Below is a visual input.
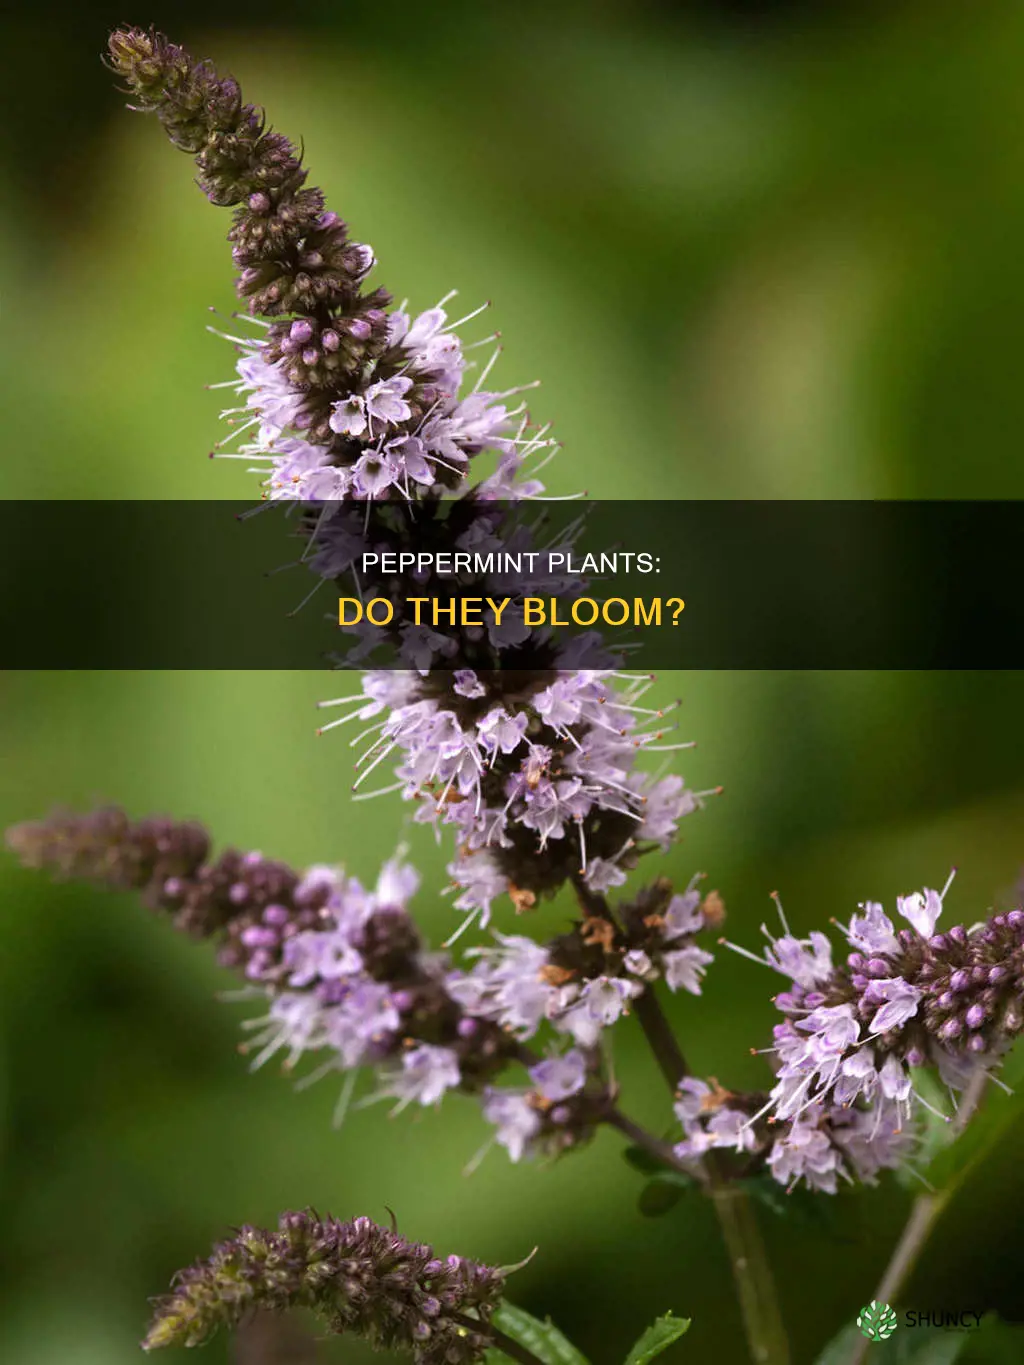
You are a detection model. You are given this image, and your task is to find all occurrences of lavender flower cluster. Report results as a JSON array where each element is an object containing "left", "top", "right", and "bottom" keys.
[
  {"left": 342, "top": 667, "right": 705, "bottom": 932},
  {"left": 6, "top": 807, "right": 720, "bottom": 1166},
  {"left": 671, "top": 1078, "right": 912, "bottom": 1195},
  {"left": 107, "top": 29, "right": 544, "bottom": 505},
  {"left": 24, "top": 802, "right": 1021, "bottom": 1197},
  {"left": 661, "top": 877, "right": 1024, "bottom": 1193},
  {"left": 747, "top": 879, "right": 1023, "bottom": 1116}
]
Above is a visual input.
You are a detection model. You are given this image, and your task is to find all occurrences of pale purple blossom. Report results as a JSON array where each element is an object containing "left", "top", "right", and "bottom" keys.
[
  {"left": 846, "top": 902, "right": 900, "bottom": 956},
  {"left": 529, "top": 1049, "right": 588, "bottom": 1102},
  {"left": 482, "top": 1090, "right": 542, "bottom": 1162},
  {"left": 663, "top": 890, "right": 704, "bottom": 937},
  {"left": 864, "top": 977, "right": 921, "bottom": 1033},
  {"left": 663, "top": 945, "right": 714, "bottom": 995},
  {"left": 767, "top": 1107, "right": 845, "bottom": 1194},
  {"left": 584, "top": 858, "right": 628, "bottom": 893},
  {"left": 387, "top": 1044, "right": 462, "bottom": 1107},
  {"left": 897, "top": 888, "right": 944, "bottom": 939}
]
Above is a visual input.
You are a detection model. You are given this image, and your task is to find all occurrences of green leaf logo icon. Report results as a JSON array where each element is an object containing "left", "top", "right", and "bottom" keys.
[{"left": 856, "top": 1301, "right": 899, "bottom": 1342}]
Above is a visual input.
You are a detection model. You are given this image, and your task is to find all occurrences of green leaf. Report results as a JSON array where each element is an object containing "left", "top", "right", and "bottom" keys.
[
  {"left": 489, "top": 1301, "right": 591, "bottom": 1365},
  {"left": 896, "top": 1070, "right": 952, "bottom": 1191},
  {"left": 919, "top": 1037, "right": 1024, "bottom": 1198},
  {"left": 738, "top": 1173, "right": 835, "bottom": 1229},
  {"left": 623, "top": 1312, "right": 691, "bottom": 1364},
  {"left": 637, "top": 1172, "right": 696, "bottom": 1218},
  {"left": 815, "top": 1323, "right": 970, "bottom": 1364},
  {"left": 622, "top": 1144, "right": 674, "bottom": 1177}
]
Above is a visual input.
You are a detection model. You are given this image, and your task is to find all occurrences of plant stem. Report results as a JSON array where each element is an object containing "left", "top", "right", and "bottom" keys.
[
  {"left": 844, "top": 1066, "right": 989, "bottom": 1365},
  {"left": 605, "top": 1105, "right": 707, "bottom": 1183},
  {"left": 633, "top": 984, "right": 790, "bottom": 1365},
  {"left": 632, "top": 985, "right": 694, "bottom": 1087},
  {"left": 572, "top": 882, "right": 790, "bottom": 1365}
]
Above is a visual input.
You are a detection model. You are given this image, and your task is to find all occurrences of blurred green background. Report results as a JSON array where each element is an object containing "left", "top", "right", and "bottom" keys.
[{"left": 4, "top": 2, "right": 1024, "bottom": 1362}]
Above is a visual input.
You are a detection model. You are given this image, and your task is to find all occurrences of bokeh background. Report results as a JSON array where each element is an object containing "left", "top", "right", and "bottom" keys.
[{"left": 3, "top": 1, "right": 1024, "bottom": 1362}]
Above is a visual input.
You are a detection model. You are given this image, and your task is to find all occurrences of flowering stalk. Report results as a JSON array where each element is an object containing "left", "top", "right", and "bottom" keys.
[
  {"left": 5, "top": 807, "right": 690, "bottom": 1176},
  {"left": 139, "top": 1210, "right": 534, "bottom": 1365},
  {"left": 107, "top": 26, "right": 540, "bottom": 499}
]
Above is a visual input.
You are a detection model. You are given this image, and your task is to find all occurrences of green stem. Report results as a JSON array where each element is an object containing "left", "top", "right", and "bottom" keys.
[
  {"left": 844, "top": 1067, "right": 989, "bottom": 1365},
  {"left": 573, "top": 883, "right": 790, "bottom": 1365},
  {"left": 632, "top": 987, "right": 790, "bottom": 1365},
  {"left": 605, "top": 1105, "right": 707, "bottom": 1184}
]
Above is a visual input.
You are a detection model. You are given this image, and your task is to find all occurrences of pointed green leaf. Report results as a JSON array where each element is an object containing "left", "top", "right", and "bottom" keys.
[
  {"left": 490, "top": 1301, "right": 591, "bottom": 1365},
  {"left": 623, "top": 1312, "right": 691, "bottom": 1364},
  {"left": 919, "top": 1037, "right": 1024, "bottom": 1198},
  {"left": 622, "top": 1144, "right": 674, "bottom": 1177},
  {"left": 636, "top": 1168, "right": 697, "bottom": 1218}
]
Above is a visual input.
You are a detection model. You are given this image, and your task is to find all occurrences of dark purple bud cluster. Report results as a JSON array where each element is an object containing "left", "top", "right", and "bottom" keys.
[
  {"left": 142, "top": 1209, "right": 504, "bottom": 1362},
  {"left": 5, "top": 807, "right": 324, "bottom": 968},
  {"left": 884, "top": 911, "right": 1024, "bottom": 1056},
  {"left": 6, "top": 806, "right": 210, "bottom": 903},
  {"left": 106, "top": 28, "right": 392, "bottom": 437},
  {"left": 261, "top": 295, "right": 391, "bottom": 404}
]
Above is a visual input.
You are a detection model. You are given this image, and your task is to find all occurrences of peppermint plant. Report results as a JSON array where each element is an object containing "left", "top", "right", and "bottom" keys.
[{"left": 9, "top": 26, "right": 1024, "bottom": 1365}]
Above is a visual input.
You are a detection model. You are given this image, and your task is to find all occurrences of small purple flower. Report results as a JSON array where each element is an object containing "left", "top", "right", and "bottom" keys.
[
  {"left": 706, "top": 1107, "right": 758, "bottom": 1154},
  {"left": 663, "top": 945, "right": 714, "bottom": 995},
  {"left": 846, "top": 901, "right": 900, "bottom": 956},
  {"left": 583, "top": 857, "right": 628, "bottom": 892},
  {"left": 767, "top": 931, "right": 834, "bottom": 989},
  {"left": 482, "top": 1089, "right": 542, "bottom": 1162},
  {"left": 351, "top": 447, "right": 400, "bottom": 498},
  {"left": 897, "top": 887, "right": 944, "bottom": 939},
  {"left": 767, "top": 1107, "right": 843, "bottom": 1194},
  {"left": 448, "top": 933, "right": 555, "bottom": 1037},
  {"left": 832, "top": 1050, "right": 877, "bottom": 1108},
  {"left": 453, "top": 670, "right": 486, "bottom": 699},
  {"left": 638, "top": 776, "right": 698, "bottom": 849},
  {"left": 328, "top": 376, "right": 413, "bottom": 441},
  {"left": 529, "top": 1048, "right": 588, "bottom": 1102},
  {"left": 575, "top": 975, "right": 641, "bottom": 1028},
  {"left": 387, "top": 1044, "right": 462, "bottom": 1107},
  {"left": 385, "top": 435, "right": 437, "bottom": 488},
  {"left": 674, "top": 1077, "right": 712, "bottom": 1125},
  {"left": 364, "top": 375, "right": 413, "bottom": 431},
  {"left": 328, "top": 393, "right": 368, "bottom": 437},
  {"left": 623, "top": 948, "right": 653, "bottom": 978},
  {"left": 477, "top": 708, "right": 529, "bottom": 756},
  {"left": 663, "top": 889, "right": 703, "bottom": 937},
  {"left": 878, "top": 1053, "right": 912, "bottom": 1102},
  {"left": 864, "top": 977, "right": 921, "bottom": 1033}
]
